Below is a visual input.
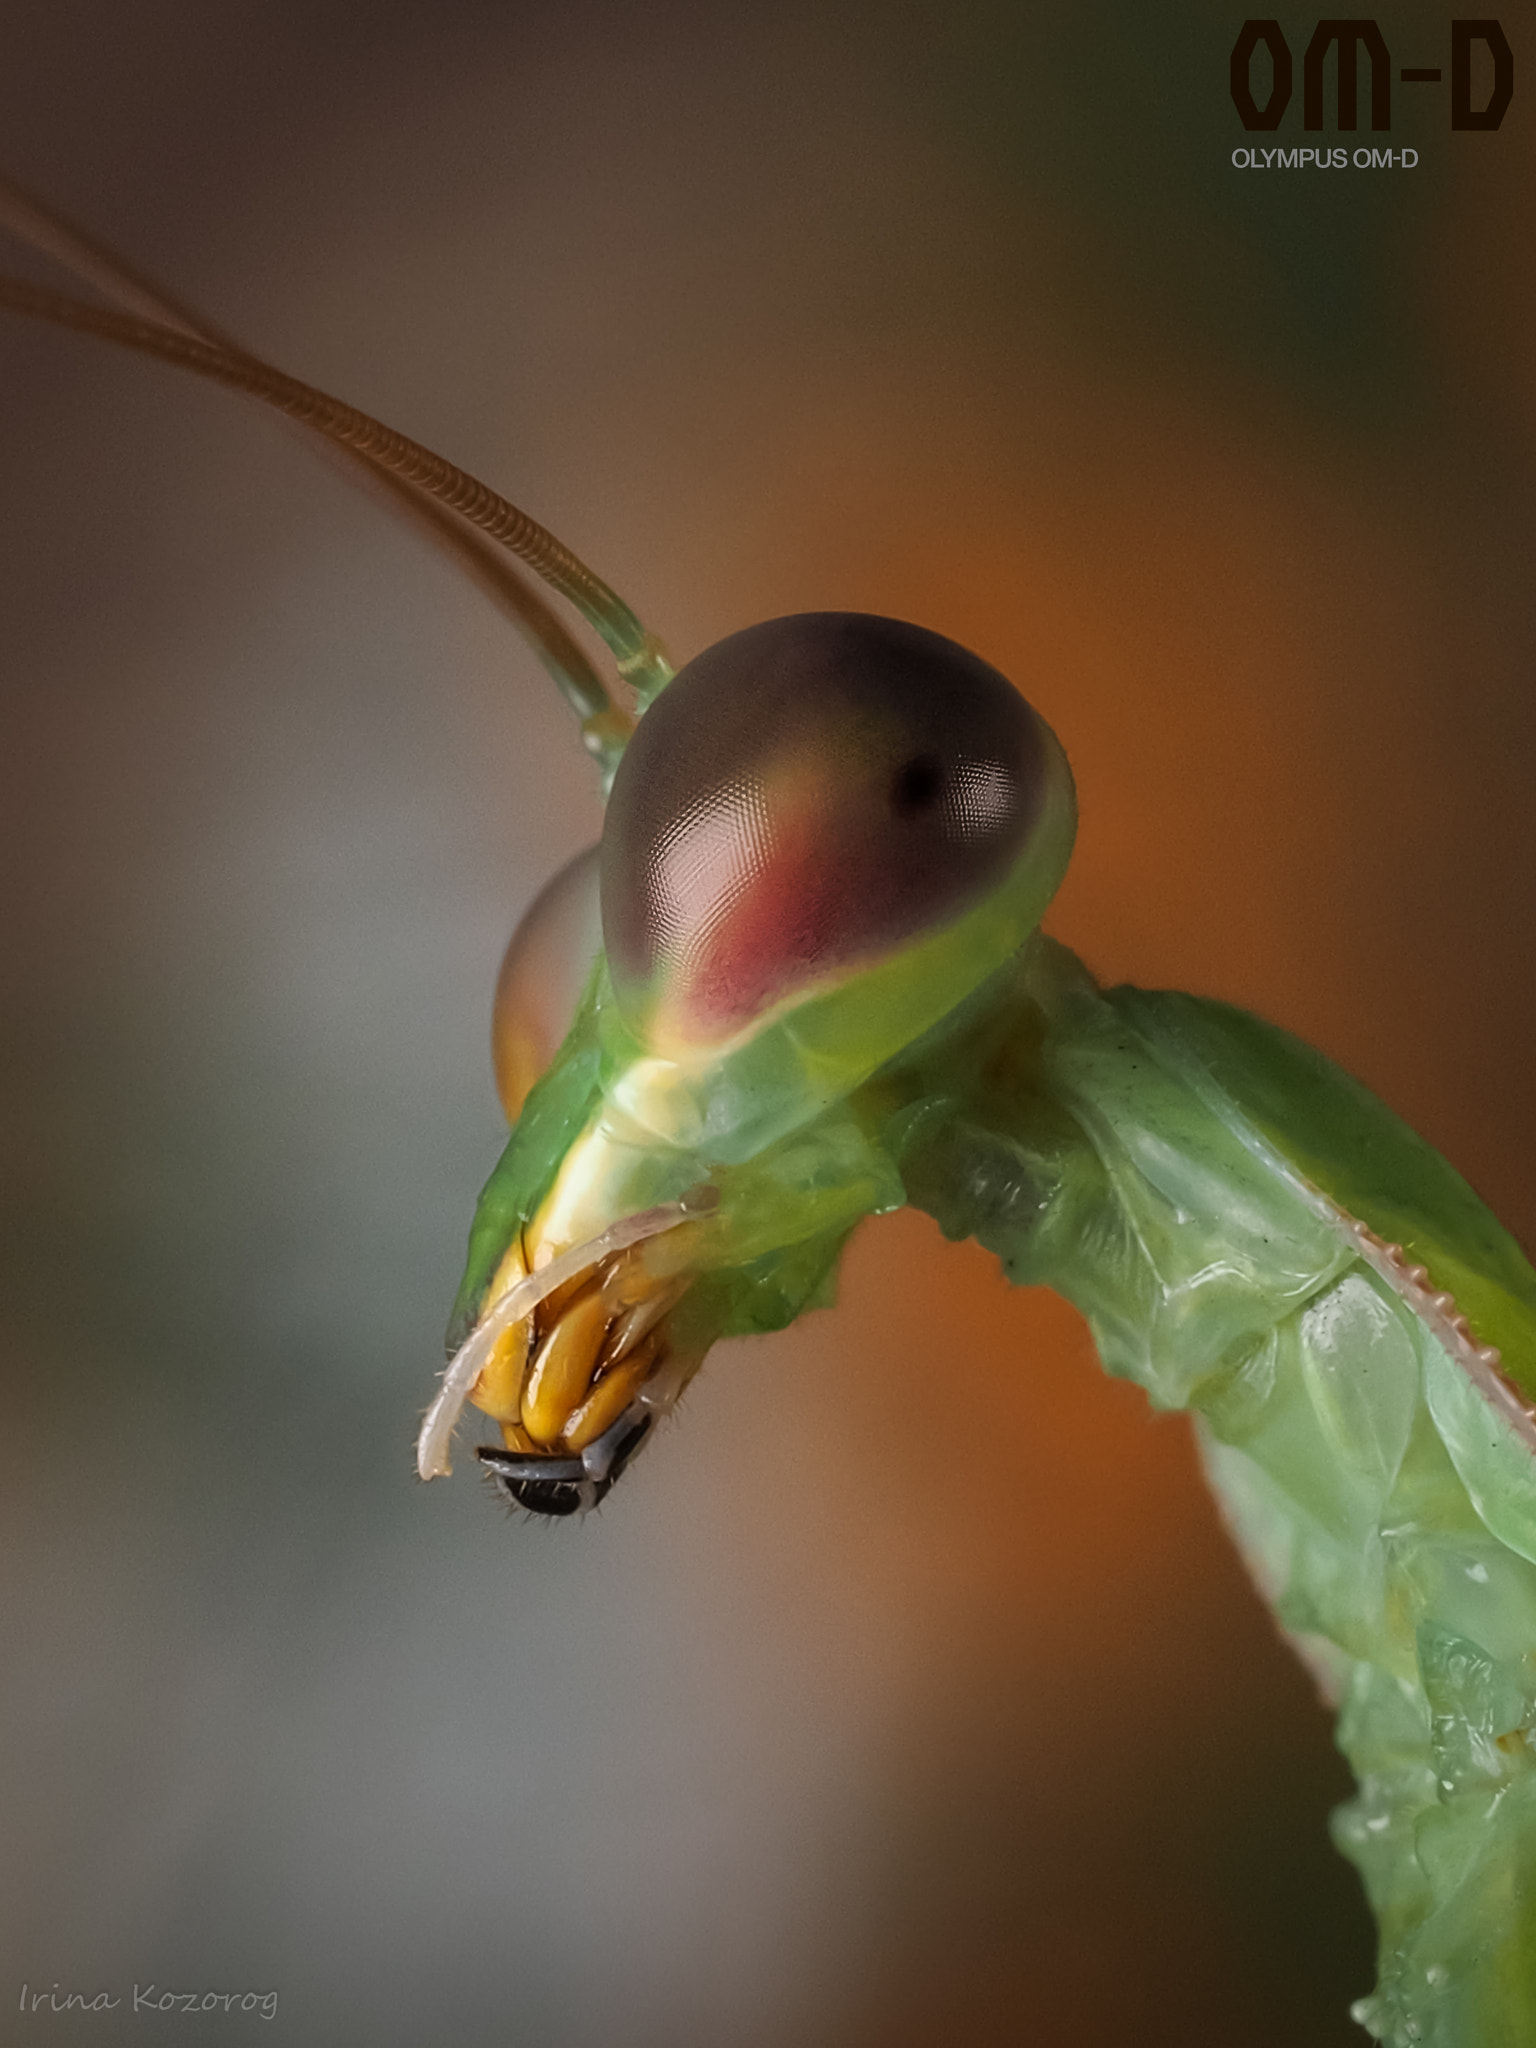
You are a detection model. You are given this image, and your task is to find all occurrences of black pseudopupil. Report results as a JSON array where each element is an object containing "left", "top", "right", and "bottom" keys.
[{"left": 893, "top": 753, "right": 943, "bottom": 816}]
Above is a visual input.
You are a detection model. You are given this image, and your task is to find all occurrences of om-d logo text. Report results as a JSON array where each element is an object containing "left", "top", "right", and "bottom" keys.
[{"left": 1230, "top": 19, "right": 1513, "bottom": 131}]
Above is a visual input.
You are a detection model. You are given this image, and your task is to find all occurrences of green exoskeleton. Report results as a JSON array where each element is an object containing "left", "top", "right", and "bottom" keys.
[{"left": 4, "top": 177, "right": 1534, "bottom": 2048}]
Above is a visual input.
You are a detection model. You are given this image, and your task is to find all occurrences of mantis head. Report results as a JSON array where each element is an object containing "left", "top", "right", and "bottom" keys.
[{"left": 422, "top": 612, "right": 1076, "bottom": 1513}]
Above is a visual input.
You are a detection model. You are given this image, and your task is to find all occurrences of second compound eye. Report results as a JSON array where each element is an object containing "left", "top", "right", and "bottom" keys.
[
  {"left": 491, "top": 845, "right": 602, "bottom": 1120},
  {"left": 601, "top": 613, "right": 1064, "bottom": 1050}
]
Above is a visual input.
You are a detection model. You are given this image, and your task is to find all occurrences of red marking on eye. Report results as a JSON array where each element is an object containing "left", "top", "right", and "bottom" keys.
[
  {"left": 692, "top": 839, "right": 843, "bottom": 1024},
  {"left": 671, "top": 806, "right": 848, "bottom": 1035}
]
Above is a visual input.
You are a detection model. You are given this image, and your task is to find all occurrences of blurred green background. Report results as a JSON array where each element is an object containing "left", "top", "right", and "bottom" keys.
[{"left": 0, "top": 3, "right": 1531, "bottom": 2042}]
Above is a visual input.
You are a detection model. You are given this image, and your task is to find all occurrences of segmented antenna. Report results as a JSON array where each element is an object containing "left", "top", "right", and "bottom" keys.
[{"left": 0, "top": 176, "right": 675, "bottom": 776}]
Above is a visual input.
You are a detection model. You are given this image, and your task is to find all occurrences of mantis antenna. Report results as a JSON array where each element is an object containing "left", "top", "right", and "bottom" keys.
[
  {"left": 0, "top": 176, "right": 671, "bottom": 776},
  {"left": 0, "top": 168, "right": 645, "bottom": 775}
]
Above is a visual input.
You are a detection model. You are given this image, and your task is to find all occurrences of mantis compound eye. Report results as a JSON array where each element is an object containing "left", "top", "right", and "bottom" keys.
[
  {"left": 601, "top": 613, "right": 1074, "bottom": 1051},
  {"left": 491, "top": 845, "right": 602, "bottom": 1120}
]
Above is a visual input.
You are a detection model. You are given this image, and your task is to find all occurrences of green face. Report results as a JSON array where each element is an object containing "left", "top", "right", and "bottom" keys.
[{"left": 427, "top": 613, "right": 1077, "bottom": 1515}]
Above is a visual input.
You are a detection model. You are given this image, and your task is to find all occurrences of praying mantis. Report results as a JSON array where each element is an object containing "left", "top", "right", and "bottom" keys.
[{"left": 2, "top": 168, "right": 1533, "bottom": 2048}]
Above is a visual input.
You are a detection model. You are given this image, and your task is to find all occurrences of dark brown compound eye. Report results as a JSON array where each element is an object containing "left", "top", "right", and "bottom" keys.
[{"left": 601, "top": 613, "right": 1052, "bottom": 1046}]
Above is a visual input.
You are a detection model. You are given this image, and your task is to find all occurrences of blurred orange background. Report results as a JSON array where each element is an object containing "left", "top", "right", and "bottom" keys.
[{"left": 0, "top": 3, "right": 1531, "bottom": 2043}]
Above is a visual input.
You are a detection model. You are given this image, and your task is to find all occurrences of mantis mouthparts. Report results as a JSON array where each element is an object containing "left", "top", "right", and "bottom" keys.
[{"left": 415, "top": 1186, "right": 717, "bottom": 1482}]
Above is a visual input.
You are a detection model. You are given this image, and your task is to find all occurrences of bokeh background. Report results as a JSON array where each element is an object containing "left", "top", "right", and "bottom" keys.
[{"left": 0, "top": 3, "right": 1531, "bottom": 2042}]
